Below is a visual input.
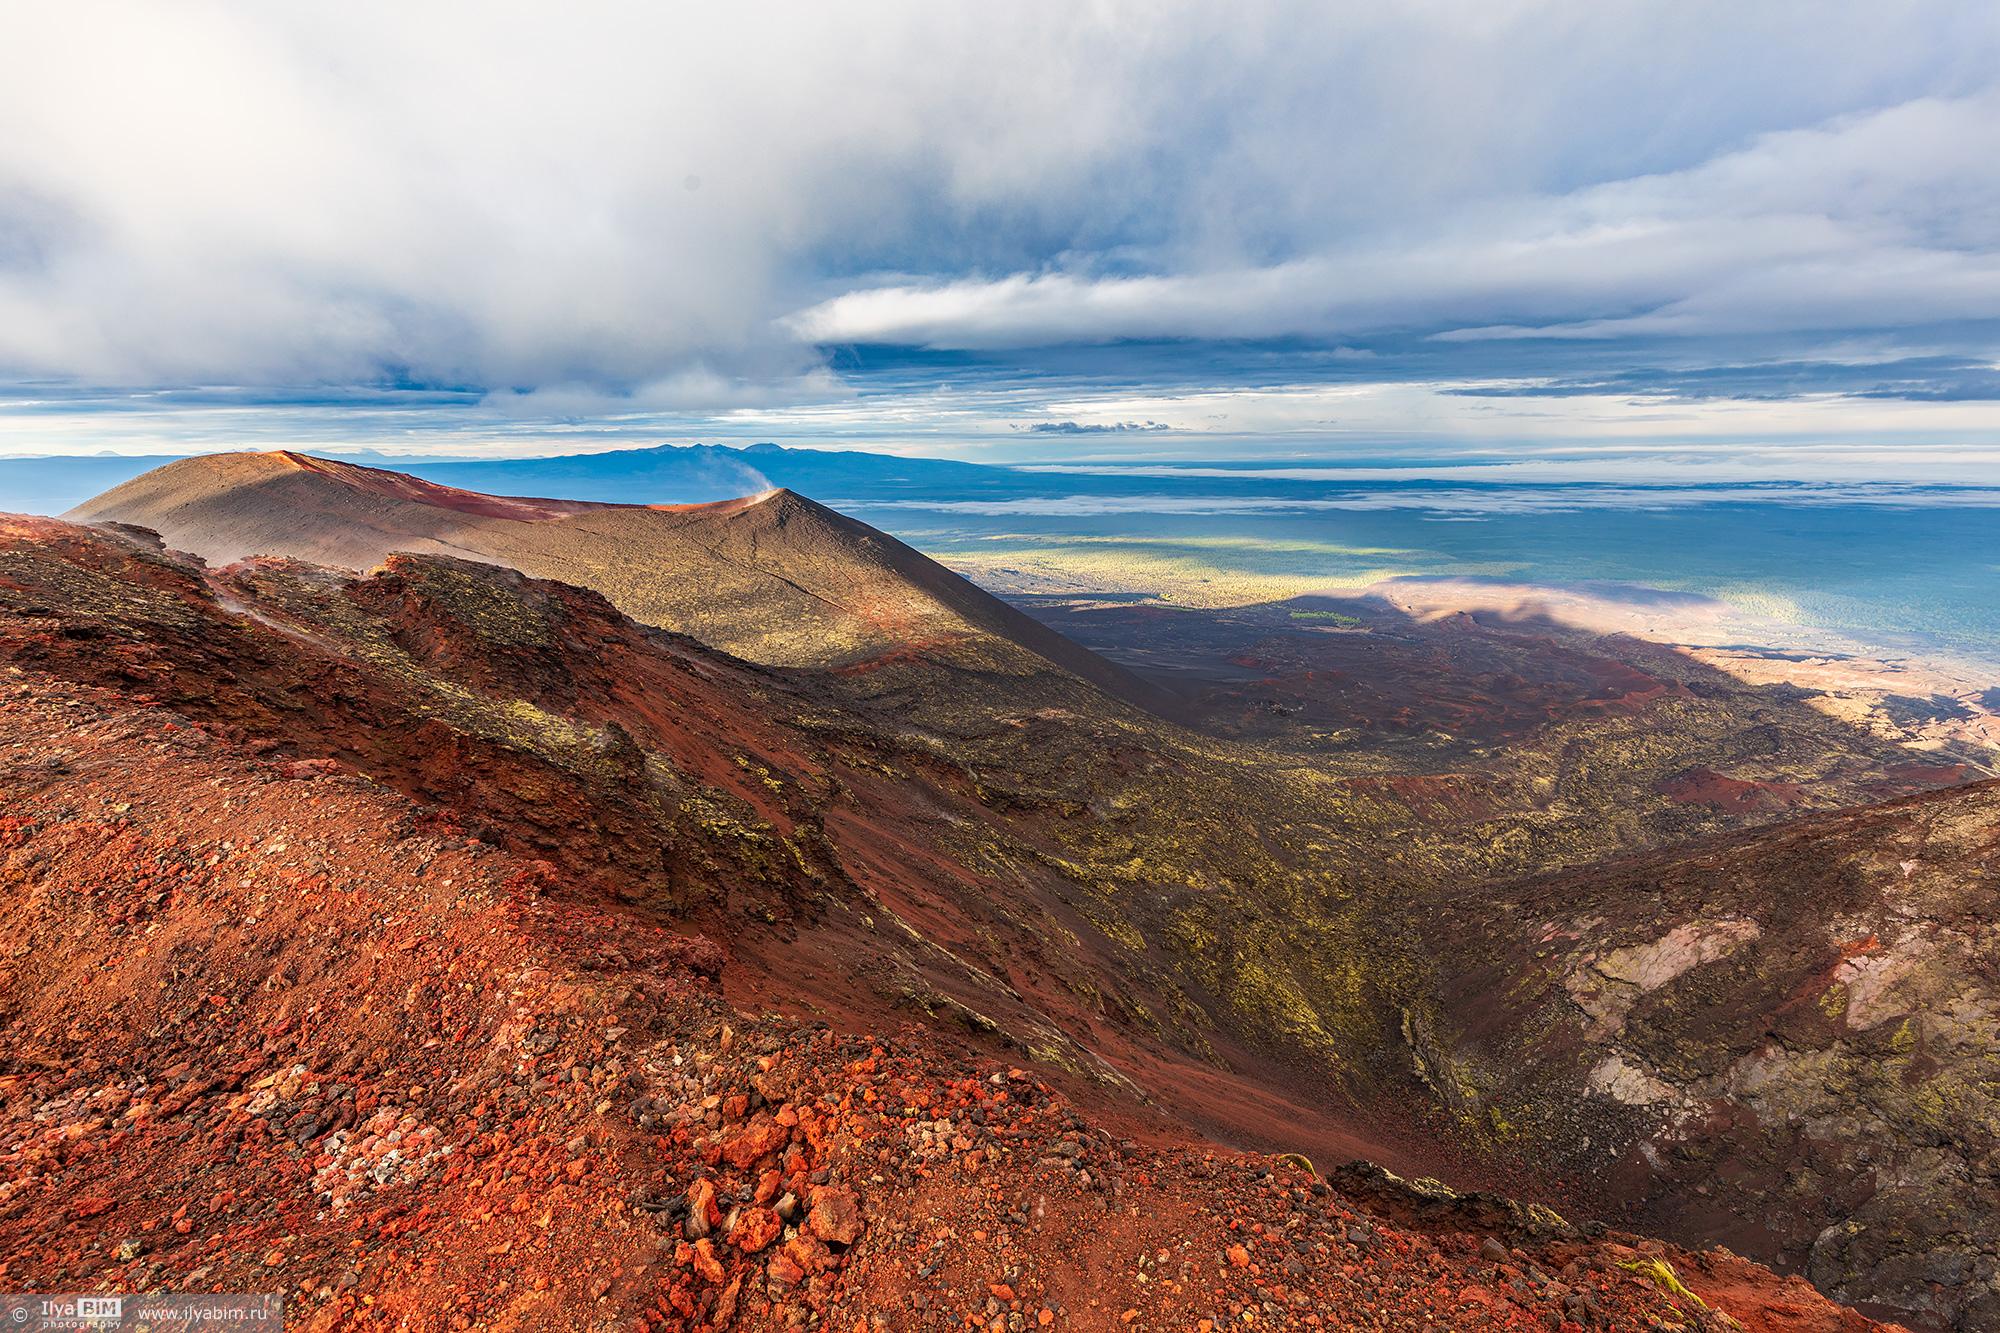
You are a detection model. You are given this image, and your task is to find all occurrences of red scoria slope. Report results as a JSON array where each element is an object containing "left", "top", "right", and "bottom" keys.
[
  {"left": 0, "top": 647, "right": 1895, "bottom": 1333},
  {"left": 0, "top": 515, "right": 1906, "bottom": 1331}
]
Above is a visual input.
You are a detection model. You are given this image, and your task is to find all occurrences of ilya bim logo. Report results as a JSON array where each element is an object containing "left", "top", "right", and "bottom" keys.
[
  {"left": 3, "top": 1294, "right": 281, "bottom": 1331},
  {"left": 7, "top": 1295, "right": 122, "bottom": 1328}
]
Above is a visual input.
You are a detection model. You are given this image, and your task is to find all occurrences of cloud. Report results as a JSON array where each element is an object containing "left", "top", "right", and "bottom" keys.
[
  {"left": 849, "top": 483, "right": 2000, "bottom": 517},
  {"left": 789, "top": 90, "right": 2000, "bottom": 350},
  {"left": 1435, "top": 357, "right": 2000, "bottom": 402},
  {"left": 1017, "top": 420, "right": 1170, "bottom": 435},
  {"left": 2, "top": 1, "right": 1998, "bottom": 400},
  {"left": 479, "top": 366, "right": 852, "bottom": 418}
]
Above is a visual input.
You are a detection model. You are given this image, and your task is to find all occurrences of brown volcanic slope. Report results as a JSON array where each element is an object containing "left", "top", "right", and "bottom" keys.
[
  {"left": 0, "top": 516, "right": 1913, "bottom": 1333},
  {"left": 66, "top": 450, "right": 1161, "bottom": 707},
  {"left": 0, "top": 623, "right": 1893, "bottom": 1333},
  {"left": 26, "top": 465, "right": 1994, "bottom": 1326},
  {"left": 0, "top": 516, "right": 1423, "bottom": 1182},
  {"left": 1407, "top": 780, "right": 2000, "bottom": 1330},
  {"left": 1015, "top": 598, "right": 2000, "bottom": 1327},
  {"left": 1025, "top": 592, "right": 1981, "bottom": 873}
]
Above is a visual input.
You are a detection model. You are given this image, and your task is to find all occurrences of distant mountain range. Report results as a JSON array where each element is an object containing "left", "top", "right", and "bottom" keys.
[
  {"left": 0, "top": 442, "right": 1010, "bottom": 515},
  {"left": 410, "top": 441, "right": 1003, "bottom": 505}
]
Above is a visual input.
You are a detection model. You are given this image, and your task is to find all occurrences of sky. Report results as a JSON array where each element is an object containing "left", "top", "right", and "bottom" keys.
[{"left": 4, "top": 2, "right": 2000, "bottom": 477}]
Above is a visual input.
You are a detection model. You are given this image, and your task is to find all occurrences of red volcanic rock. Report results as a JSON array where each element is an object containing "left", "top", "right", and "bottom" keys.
[
  {"left": 784, "top": 1233, "right": 834, "bottom": 1277},
  {"left": 723, "top": 1118, "right": 790, "bottom": 1170},
  {"left": 1658, "top": 766, "right": 1809, "bottom": 813},
  {"left": 689, "top": 1238, "right": 726, "bottom": 1285},
  {"left": 766, "top": 1250, "right": 806, "bottom": 1288},
  {"left": 730, "top": 1206, "right": 782, "bottom": 1254},
  {"left": 686, "top": 1177, "right": 722, "bottom": 1238},
  {"left": 807, "top": 1185, "right": 864, "bottom": 1245}
]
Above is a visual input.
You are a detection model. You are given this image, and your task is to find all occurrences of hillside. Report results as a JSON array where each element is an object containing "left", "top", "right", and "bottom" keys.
[
  {"left": 22, "top": 459, "right": 2000, "bottom": 1325},
  {"left": 0, "top": 513, "right": 1902, "bottom": 1333},
  {"left": 65, "top": 451, "right": 1162, "bottom": 707},
  {"left": 1414, "top": 779, "right": 2000, "bottom": 1329}
]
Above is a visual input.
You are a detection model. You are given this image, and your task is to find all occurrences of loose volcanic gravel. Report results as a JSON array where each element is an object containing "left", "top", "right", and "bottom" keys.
[{"left": 0, "top": 675, "right": 1899, "bottom": 1332}]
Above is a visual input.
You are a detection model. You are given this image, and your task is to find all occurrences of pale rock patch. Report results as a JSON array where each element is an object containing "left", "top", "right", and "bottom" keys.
[
  {"left": 1565, "top": 917, "right": 1762, "bottom": 1039},
  {"left": 1585, "top": 1052, "right": 1676, "bottom": 1107}
]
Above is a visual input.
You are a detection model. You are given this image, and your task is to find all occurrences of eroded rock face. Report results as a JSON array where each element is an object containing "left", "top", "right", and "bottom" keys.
[
  {"left": 1565, "top": 918, "right": 1763, "bottom": 1040},
  {"left": 1427, "top": 799, "right": 2000, "bottom": 1328}
]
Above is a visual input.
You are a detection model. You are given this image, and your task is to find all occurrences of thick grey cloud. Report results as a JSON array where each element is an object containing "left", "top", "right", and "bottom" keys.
[
  {"left": 3, "top": 1, "right": 1998, "bottom": 399},
  {"left": 792, "top": 91, "right": 2000, "bottom": 348}
]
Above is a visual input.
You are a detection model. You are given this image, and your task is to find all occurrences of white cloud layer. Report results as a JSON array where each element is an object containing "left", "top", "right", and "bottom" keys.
[
  {"left": 791, "top": 91, "right": 2000, "bottom": 348},
  {"left": 4, "top": 2, "right": 2000, "bottom": 390},
  {"left": 850, "top": 483, "right": 2000, "bottom": 517}
]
